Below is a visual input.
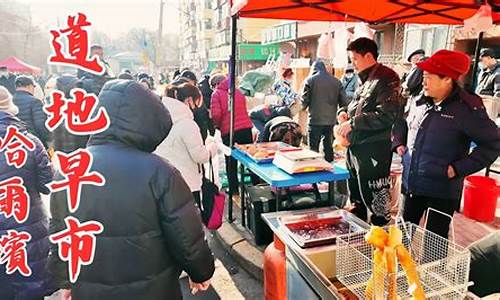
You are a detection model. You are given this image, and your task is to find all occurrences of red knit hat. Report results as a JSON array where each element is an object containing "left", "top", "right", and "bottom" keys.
[{"left": 417, "top": 50, "right": 471, "bottom": 81}]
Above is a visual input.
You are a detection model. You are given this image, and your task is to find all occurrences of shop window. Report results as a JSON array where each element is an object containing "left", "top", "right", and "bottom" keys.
[{"left": 404, "top": 25, "right": 449, "bottom": 59}]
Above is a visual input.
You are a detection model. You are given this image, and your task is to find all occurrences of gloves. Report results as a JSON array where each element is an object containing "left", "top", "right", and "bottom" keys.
[
  {"left": 206, "top": 140, "right": 218, "bottom": 157},
  {"left": 205, "top": 136, "right": 215, "bottom": 144}
]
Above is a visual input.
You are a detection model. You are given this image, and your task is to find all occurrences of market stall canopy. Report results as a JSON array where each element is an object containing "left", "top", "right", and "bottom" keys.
[
  {"left": 0, "top": 56, "right": 42, "bottom": 75},
  {"left": 232, "top": 0, "right": 500, "bottom": 25}
]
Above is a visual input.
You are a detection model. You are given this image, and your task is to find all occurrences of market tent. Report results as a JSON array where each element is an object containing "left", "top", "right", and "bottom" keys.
[
  {"left": 0, "top": 56, "right": 42, "bottom": 75},
  {"left": 233, "top": 0, "right": 500, "bottom": 25},
  {"left": 228, "top": 0, "right": 499, "bottom": 144},
  {"left": 225, "top": 0, "right": 500, "bottom": 222}
]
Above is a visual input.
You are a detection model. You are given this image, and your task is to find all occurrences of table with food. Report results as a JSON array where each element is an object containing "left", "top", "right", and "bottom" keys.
[
  {"left": 231, "top": 141, "right": 349, "bottom": 231},
  {"left": 261, "top": 207, "right": 472, "bottom": 299}
]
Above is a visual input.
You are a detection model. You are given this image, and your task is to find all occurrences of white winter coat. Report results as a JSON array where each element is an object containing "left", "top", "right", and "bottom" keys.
[{"left": 156, "top": 97, "right": 216, "bottom": 192}]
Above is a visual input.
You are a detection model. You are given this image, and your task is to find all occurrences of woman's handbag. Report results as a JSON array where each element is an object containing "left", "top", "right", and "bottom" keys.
[{"left": 201, "top": 158, "right": 226, "bottom": 230}]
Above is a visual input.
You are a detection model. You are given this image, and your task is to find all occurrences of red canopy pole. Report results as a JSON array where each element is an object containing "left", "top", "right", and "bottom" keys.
[
  {"left": 229, "top": 16, "right": 238, "bottom": 149},
  {"left": 228, "top": 13, "right": 238, "bottom": 223},
  {"left": 471, "top": 31, "right": 484, "bottom": 90}
]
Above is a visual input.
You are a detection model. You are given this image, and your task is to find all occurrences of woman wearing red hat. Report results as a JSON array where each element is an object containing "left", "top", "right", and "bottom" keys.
[{"left": 393, "top": 49, "right": 500, "bottom": 239}]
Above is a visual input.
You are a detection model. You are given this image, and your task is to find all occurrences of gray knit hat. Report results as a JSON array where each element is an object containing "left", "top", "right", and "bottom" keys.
[
  {"left": 209, "top": 73, "right": 226, "bottom": 88},
  {"left": 0, "top": 86, "right": 18, "bottom": 115}
]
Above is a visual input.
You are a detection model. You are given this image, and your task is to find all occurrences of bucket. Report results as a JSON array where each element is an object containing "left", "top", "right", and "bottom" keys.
[{"left": 463, "top": 176, "right": 499, "bottom": 223}]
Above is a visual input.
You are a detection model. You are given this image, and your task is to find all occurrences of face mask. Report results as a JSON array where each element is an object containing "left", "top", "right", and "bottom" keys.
[{"left": 345, "top": 73, "right": 354, "bottom": 79}]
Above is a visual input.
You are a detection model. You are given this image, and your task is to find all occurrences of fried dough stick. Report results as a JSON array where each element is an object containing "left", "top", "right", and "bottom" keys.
[{"left": 395, "top": 245, "right": 425, "bottom": 300}]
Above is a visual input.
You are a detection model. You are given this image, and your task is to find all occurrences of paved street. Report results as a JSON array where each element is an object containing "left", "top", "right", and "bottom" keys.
[
  {"left": 179, "top": 231, "right": 263, "bottom": 300},
  {"left": 44, "top": 140, "right": 263, "bottom": 300},
  {"left": 45, "top": 225, "right": 263, "bottom": 300}
]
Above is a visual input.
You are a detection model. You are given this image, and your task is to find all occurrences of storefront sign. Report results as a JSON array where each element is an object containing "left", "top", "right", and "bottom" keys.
[
  {"left": 238, "top": 43, "right": 280, "bottom": 61},
  {"left": 209, "top": 46, "right": 232, "bottom": 62},
  {"left": 262, "top": 22, "right": 297, "bottom": 45}
]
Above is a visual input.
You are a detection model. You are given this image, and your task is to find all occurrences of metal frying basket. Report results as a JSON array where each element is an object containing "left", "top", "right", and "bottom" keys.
[{"left": 335, "top": 221, "right": 471, "bottom": 299}]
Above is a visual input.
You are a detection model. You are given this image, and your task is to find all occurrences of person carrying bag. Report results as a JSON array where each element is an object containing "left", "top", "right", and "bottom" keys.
[{"left": 200, "top": 158, "right": 226, "bottom": 230}]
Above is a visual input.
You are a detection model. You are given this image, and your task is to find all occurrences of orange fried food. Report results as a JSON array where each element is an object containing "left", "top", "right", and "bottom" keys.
[
  {"left": 253, "top": 150, "right": 268, "bottom": 158},
  {"left": 365, "top": 248, "right": 386, "bottom": 299},
  {"left": 385, "top": 246, "right": 397, "bottom": 300},
  {"left": 372, "top": 248, "right": 386, "bottom": 299},
  {"left": 388, "top": 225, "right": 403, "bottom": 248},
  {"left": 395, "top": 245, "right": 425, "bottom": 300},
  {"left": 365, "top": 276, "right": 374, "bottom": 299},
  {"left": 365, "top": 226, "right": 389, "bottom": 250}
]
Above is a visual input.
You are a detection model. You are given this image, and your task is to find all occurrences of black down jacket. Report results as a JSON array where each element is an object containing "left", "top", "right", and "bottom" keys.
[
  {"left": 302, "top": 60, "right": 347, "bottom": 126},
  {"left": 392, "top": 86, "right": 500, "bottom": 200},
  {"left": 403, "top": 66, "right": 424, "bottom": 97},
  {"left": 51, "top": 75, "right": 89, "bottom": 153},
  {"left": 0, "top": 112, "right": 55, "bottom": 300},
  {"left": 47, "top": 80, "right": 215, "bottom": 300},
  {"left": 340, "top": 63, "right": 402, "bottom": 146},
  {"left": 250, "top": 104, "right": 291, "bottom": 125},
  {"left": 0, "top": 74, "right": 16, "bottom": 94},
  {"left": 12, "top": 90, "right": 51, "bottom": 147}
]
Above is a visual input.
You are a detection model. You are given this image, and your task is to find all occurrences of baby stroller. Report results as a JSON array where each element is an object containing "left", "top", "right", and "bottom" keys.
[
  {"left": 262, "top": 116, "right": 325, "bottom": 209},
  {"left": 262, "top": 116, "right": 303, "bottom": 147}
]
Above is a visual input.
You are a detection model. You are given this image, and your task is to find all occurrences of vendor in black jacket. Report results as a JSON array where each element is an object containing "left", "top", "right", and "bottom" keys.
[
  {"left": 392, "top": 50, "right": 500, "bottom": 239},
  {"left": 337, "top": 38, "right": 402, "bottom": 226}
]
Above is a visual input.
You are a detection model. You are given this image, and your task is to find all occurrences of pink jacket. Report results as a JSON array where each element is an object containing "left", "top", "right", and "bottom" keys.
[{"left": 210, "top": 78, "right": 253, "bottom": 136}]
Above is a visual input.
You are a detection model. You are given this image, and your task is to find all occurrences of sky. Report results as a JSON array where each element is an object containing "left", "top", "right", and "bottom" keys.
[{"left": 18, "top": 0, "right": 180, "bottom": 38}]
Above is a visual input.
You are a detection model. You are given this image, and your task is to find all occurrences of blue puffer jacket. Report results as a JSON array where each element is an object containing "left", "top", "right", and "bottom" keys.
[
  {"left": 0, "top": 111, "right": 55, "bottom": 299},
  {"left": 393, "top": 86, "right": 500, "bottom": 200}
]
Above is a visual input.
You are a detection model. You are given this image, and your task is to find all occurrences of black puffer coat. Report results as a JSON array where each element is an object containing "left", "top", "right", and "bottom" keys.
[
  {"left": 302, "top": 60, "right": 347, "bottom": 126},
  {"left": 249, "top": 104, "right": 291, "bottom": 125},
  {"left": 0, "top": 112, "right": 55, "bottom": 300},
  {"left": 51, "top": 75, "right": 89, "bottom": 153},
  {"left": 198, "top": 75, "right": 213, "bottom": 109},
  {"left": 403, "top": 66, "right": 424, "bottom": 97},
  {"left": 0, "top": 74, "right": 16, "bottom": 94},
  {"left": 12, "top": 90, "right": 51, "bottom": 147},
  {"left": 48, "top": 80, "right": 215, "bottom": 300}
]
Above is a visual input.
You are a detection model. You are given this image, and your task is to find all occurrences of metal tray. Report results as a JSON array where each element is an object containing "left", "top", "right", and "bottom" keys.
[
  {"left": 235, "top": 142, "right": 299, "bottom": 164},
  {"left": 279, "top": 209, "right": 368, "bottom": 248}
]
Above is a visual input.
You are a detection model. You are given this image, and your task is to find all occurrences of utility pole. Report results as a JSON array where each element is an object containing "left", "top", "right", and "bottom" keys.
[
  {"left": 157, "top": 0, "right": 165, "bottom": 70},
  {"left": 23, "top": 15, "right": 32, "bottom": 61}
]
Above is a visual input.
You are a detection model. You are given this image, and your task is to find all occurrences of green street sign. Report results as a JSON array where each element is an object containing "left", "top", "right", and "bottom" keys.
[{"left": 238, "top": 43, "right": 280, "bottom": 61}]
